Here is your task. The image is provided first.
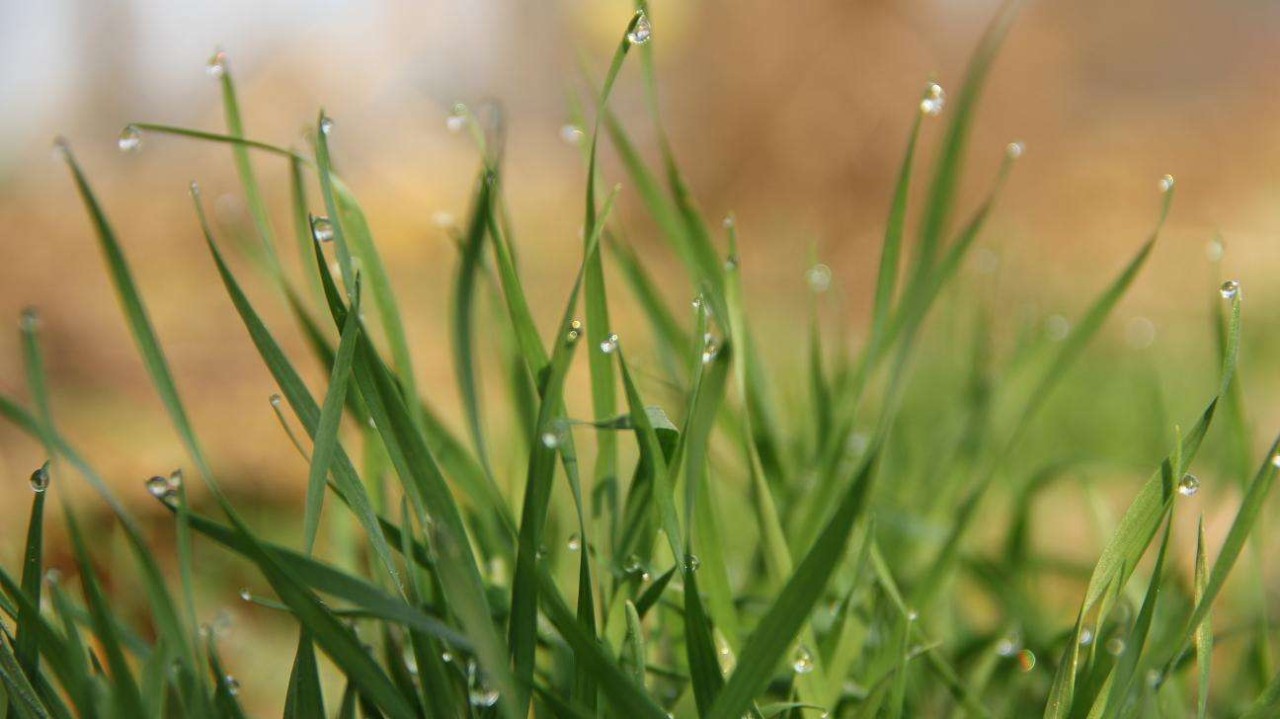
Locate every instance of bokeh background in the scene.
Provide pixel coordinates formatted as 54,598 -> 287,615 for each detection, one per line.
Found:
2,0 -> 1279,712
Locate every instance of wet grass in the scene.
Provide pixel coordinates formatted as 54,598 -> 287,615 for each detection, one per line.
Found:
2,2 -> 1279,717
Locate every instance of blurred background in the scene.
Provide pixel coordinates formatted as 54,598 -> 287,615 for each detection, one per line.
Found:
2,0 -> 1280,711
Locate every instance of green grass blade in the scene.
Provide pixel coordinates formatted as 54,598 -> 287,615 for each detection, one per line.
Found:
684,564 -> 726,714
453,172 -> 497,476
1194,516 -> 1212,719
283,632 -> 326,719
63,509 -> 145,719
14,463 -> 48,679
198,193 -> 402,589
1100,516 -> 1173,716
867,98 -> 925,355
0,631 -> 49,719
303,275 -> 363,554
706,446 -> 880,719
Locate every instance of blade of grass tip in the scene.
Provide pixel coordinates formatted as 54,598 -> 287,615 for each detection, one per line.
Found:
453,171 -> 498,477
1161,432 -> 1280,682
199,218 -> 402,588
14,460 -> 49,679
312,112 -> 357,294
0,630 -> 49,719
1194,516 -> 1212,719
634,565 -> 677,618
705,445 -> 881,719
311,242 -> 517,719
536,568 -> 668,718
621,600 -> 647,686
684,562 -> 726,714
283,632 -> 326,719
684,341 -> 738,643
915,0 -> 1023,271
617,346 -> 685,561
303,273 -> 363,554
129,123 -> 298,160
64,508 -> 145,719
205,636 -> 249,719
212,50 -> 283,281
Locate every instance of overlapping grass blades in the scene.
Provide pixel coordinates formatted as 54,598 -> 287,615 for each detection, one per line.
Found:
2,4 -> 1278,718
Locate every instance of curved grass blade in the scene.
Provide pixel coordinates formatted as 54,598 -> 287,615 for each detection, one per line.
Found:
283,632 -> 326,719
684,565 -> 725,714
14,462 -> 48,679
1194,516 -> 1211,719
0,630 -> 49,719
453,172 -> 497,476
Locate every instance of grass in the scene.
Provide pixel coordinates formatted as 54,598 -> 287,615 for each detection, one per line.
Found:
2,2 -> 1279,716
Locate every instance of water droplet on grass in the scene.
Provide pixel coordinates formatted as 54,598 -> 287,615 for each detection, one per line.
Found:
567,533 -> 582,551
118,125 -> 142,153
792,646 -> 815,674
146,475 -> 170,499
806,264 -> 832,293
1079,627 -> 1094,645
600,333 -> 619,354
223,675 -> 240,696
206,50 -> 227,79
1158,174 -> 1175,193
1206,237 -> 1225,262
1219,280 -> 1240,299
920,83 -> 946,116
627,13 -> 652,45
1106,637 -> 1126,655
541,432 -> 560,449
1046,314 -> 1070,341
1178,474 -> 1200,497
446,104 -> 468,133
311,216 -> 335,243
1006,141 -> 1025,160
684,554 -> 701,572
239,587 -> 252,601
560,124 -> 584,145
319,116 -> 334,135
29,461 -> 50,492
995,635 -> 1020,657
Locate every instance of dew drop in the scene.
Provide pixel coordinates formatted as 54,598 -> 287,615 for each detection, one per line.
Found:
567,533 -> 582,552
1045,314 -> 1071,341
1178,473 -> 1200,497
540,432 -> 560,449
724,254 -> 740,271
1105,637 -> 1126,656
702,334 -> 720,364
311,216 -> 335,243
44,568 -> 61,585
1219,280 -> 1240,300
792,646 -> 815,675
1016,649 -> 1036,672
223,674 -> 240,697
995,635 -> 1021,657
146,475 -> 170,499
627,12 -> 653,45
722,213 -> 736,229
560,124 -> 584,146
920,83 -> 946,116
1158,174 -> 1175,193
319,116 -> 334,135
1006,141 -> 1025,160
441,651 -> 454,663
907,609 -> 919,622
565,318 -> 583,345
600,333 -> 619,354
446,104 -> 468,133
1206,238 -> 1225,262
269,393 -> 283,408
20,307 -> 40,332
117,125 -> 143,153
1271,452 -> 1280,469
29,461 -> 51,493
206,50 -> 227,79
168,469 -> 184,492
431,211 -> 456,228
806,264 -> 833,293
51,136 -> 70,161
684,554 -> 701,572
1125,316 -> 1156,349
1078,627 -> 1094,646
239,587 -> 252,602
